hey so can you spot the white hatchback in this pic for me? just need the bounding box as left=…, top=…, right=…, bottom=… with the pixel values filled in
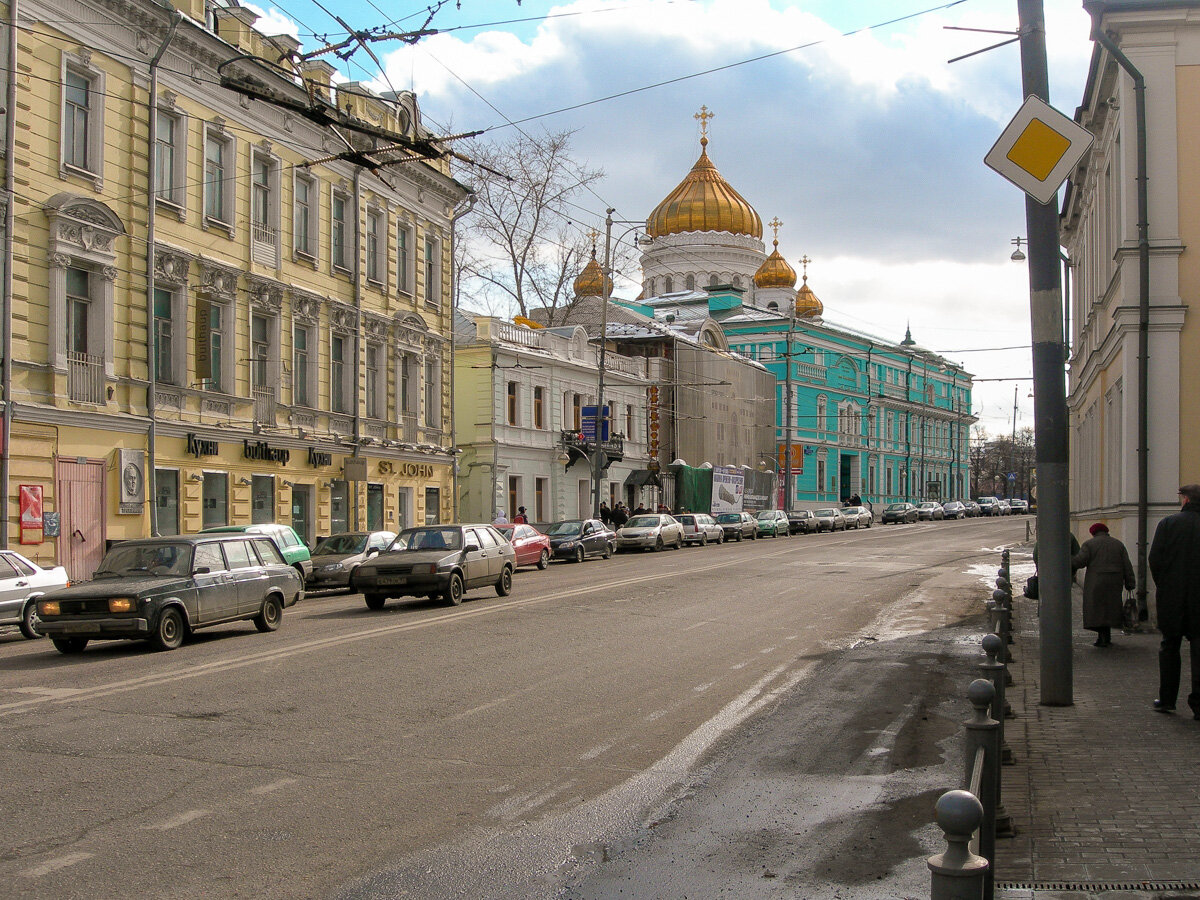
left=676, top=513, right=725, bottom=546
left=0, top=550, right=69, bottom=640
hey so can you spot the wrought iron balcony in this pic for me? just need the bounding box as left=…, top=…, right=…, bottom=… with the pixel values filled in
left=67, top=350, right=105, bottom=404
left=560, top=430, right=624, bottom=470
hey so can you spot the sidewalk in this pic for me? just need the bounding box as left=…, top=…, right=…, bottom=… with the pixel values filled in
left=996, top=549, right=1200, bottom=899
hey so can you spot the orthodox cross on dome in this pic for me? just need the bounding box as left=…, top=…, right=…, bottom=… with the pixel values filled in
left=587, top=227, right=600, bottom=256
left=799, top=254, right=811, bottom=283
left=768, top=217, right=783, bottom=247
left=694, top=105, right=714, bottom=146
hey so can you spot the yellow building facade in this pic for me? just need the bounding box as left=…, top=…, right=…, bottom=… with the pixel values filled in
left=1, top=0, right=470, bottom=578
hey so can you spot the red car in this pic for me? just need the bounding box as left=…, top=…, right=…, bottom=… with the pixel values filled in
left=495, top=523, right=551, bottom=570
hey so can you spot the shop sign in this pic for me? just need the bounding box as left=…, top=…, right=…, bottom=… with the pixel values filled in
left=308, top=448, right=332, bottom=467
left=343, top=457, right=368, bottom=482
left=243, top=439, right=290, bottom=464
left=186, top=433, right=220, bottom=458
left=19, top=484, right=43, bottom=545
left=118, top=448, right=145, bottom=515
left=397, top=462, right=435, bottom=479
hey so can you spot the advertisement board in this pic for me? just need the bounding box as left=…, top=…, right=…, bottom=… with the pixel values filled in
left=711, top=466, right=745, bottom=515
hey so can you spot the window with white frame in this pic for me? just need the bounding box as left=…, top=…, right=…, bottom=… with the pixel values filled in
left=331, top=190, right=349, bottom=271
left=423, top=235, right=439, bottom=308
left=152, top=287, right=181, bottom=385
left=203, top=124, right=235, bottom=229
left=250, top=312, right=277, bottom=393
left=506, top=381, right=519, bottom=426
left=196, top=299, right=229, bottom=393
left=293, top=172, right=318, bottom=259
left=250, top=150, right=280, bottom=261
left=366, top=209, right=385, bottom=286
left=60, top=57, right=105, bottom=183
left=398, top=351, right=418, bottom=419
left=397, top=223, right=412, bottom=294
left=424, top=357, right=441, bottom=428
left=330, top=333, right=349, bottom=414
left=365, top=343, right=384, bottom=419
left=534, top=386, right=545, bottom=429
left=293, top=323, right=314, bottom=408
left=154, top=106, right=187, bottom=210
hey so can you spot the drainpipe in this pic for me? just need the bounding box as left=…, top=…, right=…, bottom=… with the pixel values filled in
left=447, top=193, right=475, bottom=521
left=1, top=0, right=19, bottom=548
left=145, top=7, right=183, bottom=537
left=1089, top=19, right=1150, bottom=618
left=352, top=168, right=363, bottom=531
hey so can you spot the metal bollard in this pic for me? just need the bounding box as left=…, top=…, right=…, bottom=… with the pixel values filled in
left=964, top=679, right=998, bottom=900
left=928, top=789, right=988, bottom=900
left=980, top=636, right=1016, bottom=837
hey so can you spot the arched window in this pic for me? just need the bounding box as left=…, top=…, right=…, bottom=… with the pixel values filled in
left=664, top=276, right=673, bottom=293
left=685, top=274, right=695, bottom=290
left=708, top=274, right=719, bottom=287
left=732, top=275, right=742, bottom=288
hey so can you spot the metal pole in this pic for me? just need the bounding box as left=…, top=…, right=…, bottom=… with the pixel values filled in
left=593, top=209, right=614, bottom=519
left=1017, top=0, right=1072, bottom=705
left=783, top=317, right=795, bottom=511
left=1, top=0, right=20, bottom=548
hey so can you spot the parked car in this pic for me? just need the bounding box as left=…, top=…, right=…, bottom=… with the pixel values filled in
left=941, top=501, right=967, bottom=520
left=677, top=513, right=725, bottom=546
left=881, top=502, right=919, bottom=525
left=544, top=519, right=615, bottom=562
left=0, top=549, right=70, bottom=640
left=787, top=509, right=817, bottom=534
left=351, top=524, right=515, bottom=608
left=35, top=535, right=303, bottom=654
left=715, top=512, right=759, bottom=541
left=916, top=502, right=945, bottom=521
left=495, top=523, right=552, bottom=569
left=755, top=509, right=789, bottom=538
left=615, top=514, right=685, bottom=551
left=976, top=496, right=1002, bottom=517
left=997, top=500, right=1012, bottom=515
left=200, top=523, right=313, bottom=579
left=841, top=505, right=873, bottom=528
left=306, top=530, right=396, bottom=591
left=961, top=500, right=982, bottom=517
left=1009, top=499, right=1030, bottom=515
left=813, top=507, right=847, bottom=532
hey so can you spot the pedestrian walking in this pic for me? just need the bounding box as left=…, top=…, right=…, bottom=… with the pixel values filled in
left=1148, top=483, right=1200, bottom=718
left=611, top=504, right=628, bottom=528
left=1071, top=522, right=1135, bottom=648
left=599, top=502, right=611, bottom=526
left=493, top=510, right=509, bottom=525
left=513, top=507, right=528, bottom=524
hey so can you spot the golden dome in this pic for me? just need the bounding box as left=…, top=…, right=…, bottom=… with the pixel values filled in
left=573, top=254, right=611, bottom=298
left=754, top=239, right=797, bottom=289
left=795, top=274, right=823, bottom=318
left=646, top=137, right=763, bottom=240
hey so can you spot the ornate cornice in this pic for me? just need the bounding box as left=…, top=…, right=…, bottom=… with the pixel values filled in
left=247, top=275, right=284, bottom=312
left=197, top=257, right=239, bottom=301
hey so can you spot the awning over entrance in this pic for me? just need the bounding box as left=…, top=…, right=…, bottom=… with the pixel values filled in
left=624, top=469, right=661, bottom=488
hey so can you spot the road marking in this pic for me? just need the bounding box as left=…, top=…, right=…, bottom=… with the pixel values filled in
left=21, top=852, right=93, bottom=878
left=251, top=778, right=296, bottom=796
left=760, top=646, right=777, bottom=654
left=142, top=809, right=209, bottom=830
left=693, top=682, right=713, bottom=693
left=644, top=709, right=667, bottom=722
left=579, top=743, right=612, bottom=761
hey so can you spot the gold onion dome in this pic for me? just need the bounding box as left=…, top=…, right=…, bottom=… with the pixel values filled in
left=646, top=137, right=763, bottom=240
left=794, top=274, right=823, bottom=318
left=573, top=254, right=611, bottom=298
left=754, top=239, right=797, bottom=289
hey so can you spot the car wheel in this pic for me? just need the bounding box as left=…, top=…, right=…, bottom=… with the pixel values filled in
left=495, top=566, right=513, bottom=597
left=150, top=606, right=186, bottom=650
left=717, top=532, right=724, bottom=544
left=443, top=573, right=464, bottom=606
left=253, top=595, right=283, bottom=633
left=734, top=531, right=742, bottom=542
left=654, top=536, right=664, bottom=552
left=603, top=542, right=614, bottom=559
left=52, top=637, right=88, bottom=654
left=699, top=533, right=707, bottom=547
left=752, top=530, right=758, bottom=540
left=537, top=549, right=550, bottom=570
left=574, top=546, right=585, bottom=563
left=365, top=593, right=386, bottom=610
left=19, top=601, right=44, bottom=640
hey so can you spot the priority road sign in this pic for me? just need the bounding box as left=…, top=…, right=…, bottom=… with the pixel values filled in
left=985, top=95, right=1093, bottom=205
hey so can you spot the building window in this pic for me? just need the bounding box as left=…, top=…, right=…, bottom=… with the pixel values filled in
left=533, top=387, right=544, bottom=429
left=424, top=487, right=441, bottom=525
left=251, top=475, right=274, bottom=525
left=367, top=484, right=384, bottom=530
left=61, top=60, right=105, bottom=182
left=365, top=344, right=383, bottom=419
left=154, top=107, right=187, bottom=209
left=293, top=324, right=313, bottom=407
left=397, top=224, right=412, bottom=293
left=664, top=276, right=673, bottom=293
left=366, top=209, right=384, bottom=285
left=330, top=481, right=349, bottom=532
left=293, top=173, right=318, bottom=258
left=195, top=299, right=227, bottom=392
left=424, top=358, right=440, bottom=428
left=817, top=459, right=826, bottom=495
left=156, top=469, right=179, bottom=535
left=203, top=126, right=235, bottom=228
left=331, top=191, right=349, bottom=271
left=153, top=288, right=176, bottom=385
left=423, top=235, right=439, bottom=307
left=508, top=477, right=519, bottom=520
left=250, top=152, right=279, bottom=263
left=685, top=274, right=695, bottom=290
left=201, top=472, right=228, bottom=529
left=507, top=381, right=519, bottom=426
left=331, top=334, right=348, bottom=413
left=398, top=352, right=417, bottom=418
left=535, top=477, right=547, bottom=522
left=250, top=313, right=270, bottom=390
left=625, top=403, right=634, bottom=440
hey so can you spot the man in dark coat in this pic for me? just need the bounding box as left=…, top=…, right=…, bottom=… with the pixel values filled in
left=1149, top=483, right=1200, bottom=718
left=1071, top=522, right=1135, bottom=647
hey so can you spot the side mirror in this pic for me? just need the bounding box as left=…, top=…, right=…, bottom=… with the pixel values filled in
left=367, top=548, right=379, bottom=557
left=464, top=541, right=481, bottom=553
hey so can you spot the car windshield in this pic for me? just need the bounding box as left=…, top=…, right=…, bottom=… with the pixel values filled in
left=755, top=512, right=774, bottom=520
left=715, top=514, right=740, bottom=523
left=626, top=516, right=661, bottom=528
left=815, top=509, right=837, bottom=516
left=313, top=534, right=368, bottom=555
left=95, top=542, right=193, bottom=578
left=919, top=503, right=937, bottom=509
left=393, top=528, right=462, bottom=552
left=885, top=504, right=907, bottom=512
left=544, top=521, right=584, bottom=536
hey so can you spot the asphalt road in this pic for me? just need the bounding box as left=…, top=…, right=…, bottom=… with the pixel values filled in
left=0, top=516, right=1026, bottom=899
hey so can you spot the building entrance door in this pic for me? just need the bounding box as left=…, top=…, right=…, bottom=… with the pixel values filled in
left=55, top=458, right=106, bottom=581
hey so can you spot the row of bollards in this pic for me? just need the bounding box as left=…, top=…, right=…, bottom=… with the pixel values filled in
left=928, top=549, right=1017, bottom=900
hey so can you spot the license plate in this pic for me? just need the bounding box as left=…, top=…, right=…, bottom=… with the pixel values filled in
left=62, top=623, right=94, bottom=634
left=377, top=575, right=408, bottom=586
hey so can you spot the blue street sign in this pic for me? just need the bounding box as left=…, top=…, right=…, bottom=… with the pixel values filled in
left=581, top=406, right=610, bottom=442
left=1007, top=473, right=1016, bottom=480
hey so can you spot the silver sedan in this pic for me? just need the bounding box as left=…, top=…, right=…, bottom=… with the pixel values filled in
left=614, top=514, right=685, bottom=552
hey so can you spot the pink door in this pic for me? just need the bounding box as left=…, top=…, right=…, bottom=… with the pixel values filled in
left=56, top=459, right=106, bottom=581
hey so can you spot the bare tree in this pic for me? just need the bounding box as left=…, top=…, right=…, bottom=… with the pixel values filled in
left=454, top=128, right=605, bottom=322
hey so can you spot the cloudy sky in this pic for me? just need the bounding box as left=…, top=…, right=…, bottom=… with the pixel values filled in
left=250, top=0, right=1097, bottom=435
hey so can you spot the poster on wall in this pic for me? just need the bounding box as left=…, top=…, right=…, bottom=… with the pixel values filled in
left=711, top=466, right=745, bottom=515
left=19, top=484, right=43, bottom=545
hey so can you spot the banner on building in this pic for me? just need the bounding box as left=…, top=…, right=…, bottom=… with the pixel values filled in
left=711, top=466, right=745, bottom=515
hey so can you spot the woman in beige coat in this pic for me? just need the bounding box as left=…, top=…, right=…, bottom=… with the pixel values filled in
left=1072, top=522, right=1136, bottom=647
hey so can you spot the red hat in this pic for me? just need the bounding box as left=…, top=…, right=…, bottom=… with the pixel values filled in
left=1089, top=522, right=1109, bottom=536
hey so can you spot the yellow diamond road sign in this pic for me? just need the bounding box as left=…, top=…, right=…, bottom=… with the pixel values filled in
left=985, top=95, right=1094, bottom=205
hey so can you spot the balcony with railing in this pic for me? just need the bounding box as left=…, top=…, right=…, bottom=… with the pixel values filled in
left=251, top=222, right=279, bottom=266
left=560, top=429, right=625, bottom=468
left=67, top=350, right=105, bottom=404
left=253, top=386, right=277, bottom=425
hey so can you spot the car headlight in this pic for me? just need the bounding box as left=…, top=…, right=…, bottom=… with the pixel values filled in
left=39, top=600, right=60, bottom=616
left=560, top=541, right=578, bottom=550
left=322, top=563, right=345, bottom=572
left=411, top=563, right=438, bottom=575
left=108, top=597, right=137, bottom=614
